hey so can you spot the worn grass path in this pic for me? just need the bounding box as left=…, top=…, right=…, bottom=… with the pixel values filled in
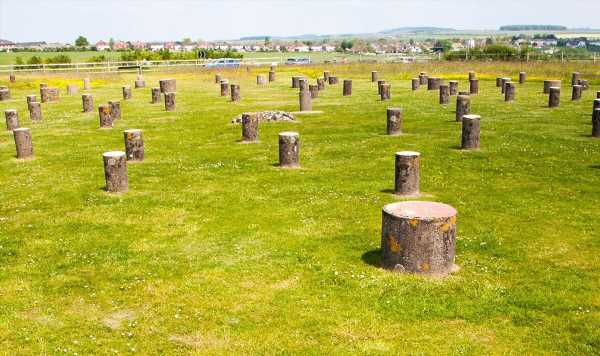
left=0, top=63, right=599, bottom=354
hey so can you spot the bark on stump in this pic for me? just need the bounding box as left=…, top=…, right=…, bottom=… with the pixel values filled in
left=456, top=95, right=471, bottom=122
left=317, top=78, right=325, bottom=90
left=241, top=113, right=259, bottom=142
left=394, top=151, right=420, bottom=197
left=468, top=71, right=476, bottom=81
left=230, top=85, right=241, bottom=102
left=501, top=78, right=511, bottom=94
left=548, top=87, right=560, bottom=108
left=543, top=80, right=561, bottom=94
left=99, top=105, right=112, bottom=128
left=165, top=92, right=176, bottom=110
left=299, top=90, right=312, bottom=111
left=449, top=81, right=458, bottom=95
left=257, top=75, right=266, bottom=85
left=109, top=101, right=121, bottom=120
left=151, top=88, right=161, bottom=103
left=215, top=74, right=222, bottom=84
left=5, top=109, right=19, bottom=131
left=572, top=85, right=582, bottom=101
left=592, top=109, right=600, bottom=137
left=572, top=72, right=580, bottom=86
left=411, top=78, right=420, bottom=91
left=309, top=85, right=319, bottom=98
left=103, top=151, right=128, bottom=193
left=269, top=71, right=276, bottom=82
left=67, top=84, right=78, bottom=95
left=278, top=132, right=300, bottom=168
left=159, top=78, right=176, bottom=93
left=419, top=73, right=428, bottom=85
left=27, top=95, right=36, bottom=104
left=220, top=80, right=230, bottom=96
left=343, top=80, right=352, bottom=96
left=386, top=108, right=402, bottom=135
left=519, top=72, right=526, bottom=84
left=292, top=76, right=301, bottom=88
left=505, top=82, right=515, bottom=102
left=29, top=102, right=42, bottom=121
left=469, top=79, right=479, bottom=95
left=82, top=94, right=94, bottom=112
left=83, top=78, right=90, bottom=90
left=378, top=80, right=386, bottom=95
left=380, top=84, right=391, bottom=101
left=135, top=79, right=145, bottom=89
left=124, top=129, right=144, bottom=161
left=371, top=71, right=378, bottom=82
left=496, top=77, right=502, bottom=87
left=122, top=86, right=132, bottom=100
left=439, top=85, right=450, bottom=105
left=329, top=76, right=338, bottom=85
left=299, top=78, right=308, bottom=92
left=427, top=77, right=441, bottom=90
left=381, top=201, right=457, bottom=275
left=40, top=87, right=50, bottom=103
left=13, top=128, right=33, bottom=159
left=461, top=114, right=480, bottom=149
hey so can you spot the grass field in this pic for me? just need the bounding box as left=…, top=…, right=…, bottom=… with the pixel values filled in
left=0, top=62, right=599, bottom=354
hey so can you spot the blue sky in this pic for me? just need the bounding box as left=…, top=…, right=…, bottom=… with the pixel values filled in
left=0, top=0, right=598, bottom=43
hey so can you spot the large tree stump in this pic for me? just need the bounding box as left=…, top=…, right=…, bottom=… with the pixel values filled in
left=378, top=80, right=386, bottom=95
left=67, top=84, right=78, bottom=95
left=299, top=90, right=312, bottom=111
left=241, top=113, right=259, bottom=142
left=13, top=128, right=33, bottom=159
left=343, top=80, right=352, bottom=96
left=572, top=85, right=582, bottom=101
left=439, top=85, right=450, bottom=104
left=135, top=79, right=145, bottom=88
left=519, top=72, right=526, bottom=84
left=159, top=78, right=176, bottom=93
left=5, top=109, right=19, bottom=131
left=449, top=80, right=458, bottom=95
left=380, top=83, right=391, bottom=101
left=278, top=132, right=300, bottom=168
left=299, top=78, right=308, bottom=92
left=329, top=76, right=339, bottom=85
left=468, top=71, right=476, bottom=81
left=220, top=80, right=230, bottom=96
left=427, top=77, right=442, bottom=90
left=548, top=87, right=560, bottom=107
left=230, top=84, right=241, bottom=102
left=386, top=108, right=402, bottom=136
left=323, top=71, right=330, bottom=81
left=501, top=78, right=511, bottom=94
left=124, top=129, right=144, bottom=161
left=29, top=102, right=42, bottom=121
left=151, top=88, right=161, bottom=103
left=292, top=76, right=301, bottom=88
left=257, top=75, right=266, bottom=85
left=381, top=201, right=457, bottom=275
left=572, top=72, right=580, bottom=86
left=317, top=78, right=325, bottom=90
left=394, top=151, right=420, bottom=197
left=215, top=73, right=222, bottom=84
left=309, top=85, right=319, bottom=98
left=419, top=73, right=428, bottom=85
left=543, top=80, right=561, bottom=94
left=82, top=94, right=94, bottom=112
left=99, top=105, right=112, bottom=128
left=469, top=79, right=479, bottom=94
left=83, top=78, right=90, bottom=90
left=40, top=87, right=50, bottom=103
left=109, top=101, right=121, bottom=120
left=26, top=95, right=37, bottom=104
left=593, top=109, right=600, bottom=137
left=371, top=71, right=378, bottom=82
left=461, top=114, right=480, bottom=149
left=505, top=82, right=515, bottom=102
left=103, top=151, right=128, bottom=193
left=456, top=95, right=470, bottom=122
left=411, top=78, right=420, bottom=91
left=122, top=86, right=132, bottom=100
left=269, top=71, right=276, bottom=82
left=165, top=92, right=176, bottom=110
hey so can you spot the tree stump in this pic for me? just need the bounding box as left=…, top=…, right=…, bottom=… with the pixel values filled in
left=371, top=71, right=378, bottom=82
left=49, top=88, right=60, bottom=102
left=500, top=78, right=511, bottom=94
left=215, top=74, right=222, bottom=84
left=82, top=94, right=94, bottom=112
left=257, top=75, right=266, bottom=85
left=9, top=73, right=16, bottom=82
left=449, top=81, right=458, bottom=95
left=519, top=72, right=526, bottom=84
left=597, top=91, right=600, bottom=99
left=592, top=109, right=600, bottom=137
left=343, top=80, right=352, bottom=96
left=461, top=114, right=480, bottom=149
left=241, top=113, right=259, bottom=142
left=159, top=78, right=176, bottom=93
left=83, top=78, right=90, bottom=90
left=572, top=85, right=582, bottom=101
left=67, top=84, right=78, bottom=95
left=543, top=80, right=561, bottom=94
left=299, top=78, right=308, bottom=92
left=456, top=95, right=470, bottom=122
left=381, top=201, right=457, bottom=275
left=505, top=82, right=515, bottom=102
left=13, top=128, right=33, bottom=159
left=122, top=86, right=132, bottom=100
left=548, top=87, right=560, bottom=108
left=29, top=102, right=42, bottom=121
left=0, top=87, right=10, bottom=101
left=165, top=92, right=176, bottom=110
left=135, top=79, right=145, bottom=88
left=594, top=99, right=600, bottom=112
left=427, top=77, right=441, bottom=90
left=419, top=73, right=428, bottom=85
left=299, top=90, right=312, bottom=111
left=411, top=78, right=420, bottom=91
left=109, top=101, right=121, bottom=120
left=380, top=84, right=391, bottom=101
left=323, top=71, right=330, bottom=81
left=579, top=80, right=588, bottom=90
left=329, top=76, right=338, bottom=85
left=386, top=108, right=402, bottom=135
left=27, top=95, right=37, bottom=104
left=99, top=105, right=112, bottom=128
left=468, top=71, right=476, bottom=81
left=317, top=78, right=325, bottom=90
left=496, top=77, right=502, bottom=87
left=40, top=87, right=50, bottom=103
left=103, top=151, right=128, bottom=193
left=40, top=83, right=48, bottom=89
left=278, top=132, right=300, bottom=168
left=394, top=151, right=420, bottom=197
left=469, top=79, right=479, bottom=94
left=309, top=85, right=319, bottom=98
left=5, top=109, right=19, bottom=131
left=378, top=80, right=386, bottom=95
left=439, top=85, right=450, bottom=104
left=571, top=72, right=580, bottom=86
left=220, top=80, right=230, bottom=96
left=269, top=71, right=276, bottom=82
left=124, top=129, right=144, bottom=161
left=292, top=76, right=301, bottom=88
left=230, top=84, right=241, bottom=102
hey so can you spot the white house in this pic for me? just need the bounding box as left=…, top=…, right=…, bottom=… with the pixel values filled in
left=0, top=39, right=15, bottom=51
left=95, top=40, right=110, bottom=51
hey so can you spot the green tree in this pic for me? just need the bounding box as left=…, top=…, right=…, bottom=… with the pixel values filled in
left=75, top=36, right=89, bottom=47
left=435, top=39, right=453, bottom=52
left=109, top=38, right=115, bottom=50
left=264, top=36, right=272, bottom=46
left=182, top=38, right=193, bottom=45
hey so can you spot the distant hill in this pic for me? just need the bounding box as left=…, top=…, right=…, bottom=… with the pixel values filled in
left=500, top=25, right=567, bottom=31
left=237, top=27, right=457, bottom=41
left=379, top=27, right=456, bottom=35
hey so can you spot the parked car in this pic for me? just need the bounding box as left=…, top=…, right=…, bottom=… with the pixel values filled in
left=286, top=58, right=312, bottom=65
left=205, top=58, right=242, bottom=68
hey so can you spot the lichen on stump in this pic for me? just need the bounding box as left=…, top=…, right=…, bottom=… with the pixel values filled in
left=124, top=129, right=144, bottom=161
left=109, top=101, right=121, bottom=120
left=82, top=94, right=94, bottom=112
left=13, top=128, right=33, bottom=159
left=241, top=113, right=259, bottom=142
left=461, top=114, right=481, bottom=149
left=99, top=105, right=112, bottom=128
left=380, top=83, right=391, bottom=101
left=381, top=201, right=458, bottom=276
left=103, top=151, right=128, bottom=193
left=278, top=132, right=300, bottom=168
left=394, top=151, right=420, bottom=197
left=386, top=108, right=402, bottom=136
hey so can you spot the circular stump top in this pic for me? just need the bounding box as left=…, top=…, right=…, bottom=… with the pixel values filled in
left=124, top=129, right=142, bottom=134
left=395, top=151, right=420, bottom=158
left=103, top=151, right=125, bottom=159
left=383, top=201, right=457, bottom=221
left=13, top=127, right=30, bottom=133
left=279, top=131, right=299, bottom=138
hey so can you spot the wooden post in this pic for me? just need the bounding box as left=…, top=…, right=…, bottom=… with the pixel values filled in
left=5, top=109, right=19, bottom=131
left=220, top=80, right=230, bottom=96
left=394, top=151, right=420, bottom=196
left=99, top=105, right=112, bottom=128
left=124, top=129, right=144, bottom=161
left=543, top=80, right=561, bottom=94
left=159, top=78, right=176, bottom=93
left=28, top=102, right=42, bottom=121
left=469, top=79, right=479, bottom=94
left=505, top=82, right=515, bottom=102
left=572, top=85, right=582, bottom=101
left=380, top=83, right=391, bottom=101
left=215, top=73, right=222, bottom=84
left=371, top=71, right=378, bottom=82
left=519, top=72, right=526, bottom=84
left=269, top=71, right=276, bottom=82
left=13, top=128, right=33, bottom=159
left=103, top=151, right=128, bottom=193
left=165, top=92, right=176, bottom=110
left=328, top=76, right=338, bottom=85
left=109, top=101, right=121, bottom=120
left=317, top=78, right=325, bottom=91
left=151, top=88, right=161, bottom=103
left=241, top=113, right=259, bottom=142
left=278, top=132, right=300, bottom=168
left=592, top=108, right=600, bottom=137
left=411, top=78, right=420, bottom=91
left=230, top=84, right=241, bottom=102
left=299, top=89, right=312, bottom=111
left=82, top=94, right=94, bottom=112
left=448, top=80, right=458, bottom=95
left=26, top=95, right=36, bottom=104
left=309, top=85, right=319, bottom=98
left=456, top=95, right=470, bottom=122
left=439, top=85, right=450, bottom=104
left=135, top=79, right=145, bottom=88
left=461, top=114, right=480, bottom=149
left=343, top=80, right=352, bottom=96
left=257, top=75, right=266, bottom=85
left=386, top=108, right=402, bottom=135
left=122, top=86, right=132, bottom=100
left=548, top=87, right=560, bottom=108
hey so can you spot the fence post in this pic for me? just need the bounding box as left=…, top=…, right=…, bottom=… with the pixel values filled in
left=561, top=51, right=564, bottom=63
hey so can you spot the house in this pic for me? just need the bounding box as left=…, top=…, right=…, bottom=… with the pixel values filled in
left=323, top=45, right=336, bottom=52
left=96, top=40, right=110, bottom=51
left=131, top=41, right=145, bottom=50
left=310, top=46, right=323, bottom=52
left=113, top=41, right=128, bottom=50
left=148, top=42, right=165, bottom=51
left=294, top=45, right=310, bottom=52
left=0, top=39, right=15, bottom=51
left=15, top=41, right=47, bottom=50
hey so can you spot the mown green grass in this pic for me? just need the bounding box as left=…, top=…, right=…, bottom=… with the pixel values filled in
left=0, top=63, right=599, bottom=354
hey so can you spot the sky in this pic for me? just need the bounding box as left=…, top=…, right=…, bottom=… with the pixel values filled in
left=0, top=0, right=598, bottom=43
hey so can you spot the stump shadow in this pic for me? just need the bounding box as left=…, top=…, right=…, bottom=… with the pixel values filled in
left=590, top=164, right=600, bottom=170
left=361, top=249, right=381, bottom=268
